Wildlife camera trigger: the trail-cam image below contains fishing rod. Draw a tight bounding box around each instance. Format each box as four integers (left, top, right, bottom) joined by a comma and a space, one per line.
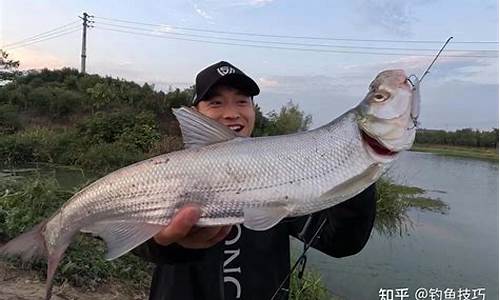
408, 36, 454, 86
270, 214, 328, 300
408, 36, 453, 88
270, 37, 454, 300
420, 36, 453, 82
407, 36, 453, 127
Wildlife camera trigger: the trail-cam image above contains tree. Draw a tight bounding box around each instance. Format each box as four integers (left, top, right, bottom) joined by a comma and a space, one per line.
252, 104, 270, 137
265, 100, 312, 136
0, 49, 20, 82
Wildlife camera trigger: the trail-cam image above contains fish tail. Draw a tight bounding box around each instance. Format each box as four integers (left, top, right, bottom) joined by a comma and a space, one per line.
0, 219, 69, 300
0, 220, 48, 261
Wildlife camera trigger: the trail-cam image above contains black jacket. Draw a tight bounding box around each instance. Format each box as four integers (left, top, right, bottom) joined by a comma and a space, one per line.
133, 184, 376, 300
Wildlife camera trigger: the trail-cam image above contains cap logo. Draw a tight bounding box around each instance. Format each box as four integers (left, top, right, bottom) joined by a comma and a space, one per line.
217, 65, 235, 76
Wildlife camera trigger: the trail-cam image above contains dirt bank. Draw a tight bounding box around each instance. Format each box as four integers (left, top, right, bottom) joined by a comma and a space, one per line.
0, 261, 147, 300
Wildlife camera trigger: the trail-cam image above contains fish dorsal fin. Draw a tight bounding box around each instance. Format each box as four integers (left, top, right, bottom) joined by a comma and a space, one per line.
81, 221, 164, 261
243, 206, 290, 231
172, 106, 237, 148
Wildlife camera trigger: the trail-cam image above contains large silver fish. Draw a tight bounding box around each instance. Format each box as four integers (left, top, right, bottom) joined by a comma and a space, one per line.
0, 69, 420, 300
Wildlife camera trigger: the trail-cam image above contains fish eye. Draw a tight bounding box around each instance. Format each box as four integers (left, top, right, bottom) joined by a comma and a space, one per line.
372, 91, 389, 102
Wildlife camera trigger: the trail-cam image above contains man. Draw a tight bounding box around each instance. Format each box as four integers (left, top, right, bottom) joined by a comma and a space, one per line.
133, 61, 376, 300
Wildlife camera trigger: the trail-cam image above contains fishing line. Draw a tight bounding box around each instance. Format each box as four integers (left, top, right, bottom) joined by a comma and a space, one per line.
270, 214, 328, 300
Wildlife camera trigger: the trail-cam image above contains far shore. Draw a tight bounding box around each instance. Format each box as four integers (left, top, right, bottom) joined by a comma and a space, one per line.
410, 144, 498, 162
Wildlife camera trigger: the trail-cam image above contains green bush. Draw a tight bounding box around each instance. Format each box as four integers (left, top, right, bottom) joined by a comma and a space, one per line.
77, 111, 160, 154
0, 176, 69, 238
78, 111, 133, 144
0, 104, 22, 134
0, 128, 83, 166
0, 176, 153, 291
0, 130, 46, 164
77, 142, 144, 173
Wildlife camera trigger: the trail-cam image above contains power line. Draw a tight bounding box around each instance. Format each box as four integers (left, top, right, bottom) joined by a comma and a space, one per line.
1, 21, 80, 48
4, 28, 81, 50
93, 21, 498, 53
93, 15, 499, 45
93, 26, 498, 58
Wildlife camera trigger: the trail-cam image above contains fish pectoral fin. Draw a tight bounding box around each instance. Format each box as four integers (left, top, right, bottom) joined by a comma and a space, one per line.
243, 206, 290, 231
319, 163, 383, 203
172, 106, 239, 148
81, 221, 164, 261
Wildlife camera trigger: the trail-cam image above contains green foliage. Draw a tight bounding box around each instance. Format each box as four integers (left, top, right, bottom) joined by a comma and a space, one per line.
374, 177, 448, 237
0, 68, 179, 120
289, 266, 332, 300
78, 111, 160, 153
254, 101, 312, 137
411, 144, 498, 161
78, 111, 134, 144
0, 176, 153, 290
0, 104, 22, 134
76, 142, 144, 173
0, 128, 80, 165
265, 101, 312, 136
416, 128, 499, 148
0, 49, 20, 82
252, 104, 270, 137
0, 176, 70, 238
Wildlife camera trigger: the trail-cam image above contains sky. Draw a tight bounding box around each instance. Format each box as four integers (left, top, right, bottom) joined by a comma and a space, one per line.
0, 0, 498, 130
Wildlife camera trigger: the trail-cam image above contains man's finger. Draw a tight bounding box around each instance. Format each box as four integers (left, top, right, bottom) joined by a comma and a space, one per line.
153, 206, 200, 246
207, 226, 232, 244
178, 226, 232, 249
183, 226, 222, 243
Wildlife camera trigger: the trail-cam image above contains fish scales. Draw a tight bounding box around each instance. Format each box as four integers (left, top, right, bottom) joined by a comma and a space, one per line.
55, 112, 364, 233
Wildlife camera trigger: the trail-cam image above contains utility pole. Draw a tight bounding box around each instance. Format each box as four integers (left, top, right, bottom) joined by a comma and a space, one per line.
79, 12, 93, 73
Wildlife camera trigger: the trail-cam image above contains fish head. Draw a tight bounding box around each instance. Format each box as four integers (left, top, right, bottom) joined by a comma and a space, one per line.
357, 69, 421, 160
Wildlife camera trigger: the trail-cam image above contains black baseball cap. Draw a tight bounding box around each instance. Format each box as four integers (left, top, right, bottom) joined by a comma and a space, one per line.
192, 61, 260, 105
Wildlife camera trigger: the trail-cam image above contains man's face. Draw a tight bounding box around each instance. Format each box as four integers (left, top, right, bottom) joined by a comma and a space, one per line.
195, 85, 255, 137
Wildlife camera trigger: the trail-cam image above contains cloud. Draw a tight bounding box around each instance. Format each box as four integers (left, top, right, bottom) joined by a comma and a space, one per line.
358, 1, 415, 35
237, 0, 274, 7
258, 77, 279, 88
9, 48, 69, 70
338, 53, 498, 86
353, 0, 426, 36
192, 2, 214, 21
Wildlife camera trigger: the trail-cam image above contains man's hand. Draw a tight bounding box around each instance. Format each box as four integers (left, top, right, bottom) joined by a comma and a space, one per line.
153, 205, 232, 249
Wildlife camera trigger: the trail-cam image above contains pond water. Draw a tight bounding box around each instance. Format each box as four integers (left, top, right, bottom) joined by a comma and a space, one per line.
292, 152, 499, 299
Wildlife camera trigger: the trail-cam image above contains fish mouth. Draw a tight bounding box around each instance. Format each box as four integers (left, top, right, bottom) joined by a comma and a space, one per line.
361, 130, 398, 156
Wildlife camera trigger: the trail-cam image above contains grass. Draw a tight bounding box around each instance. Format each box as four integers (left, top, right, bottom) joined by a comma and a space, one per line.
0, 175, 153, 294
375, 177, 449, 237
411, 144, 498, 162
289, 264, 333, 300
